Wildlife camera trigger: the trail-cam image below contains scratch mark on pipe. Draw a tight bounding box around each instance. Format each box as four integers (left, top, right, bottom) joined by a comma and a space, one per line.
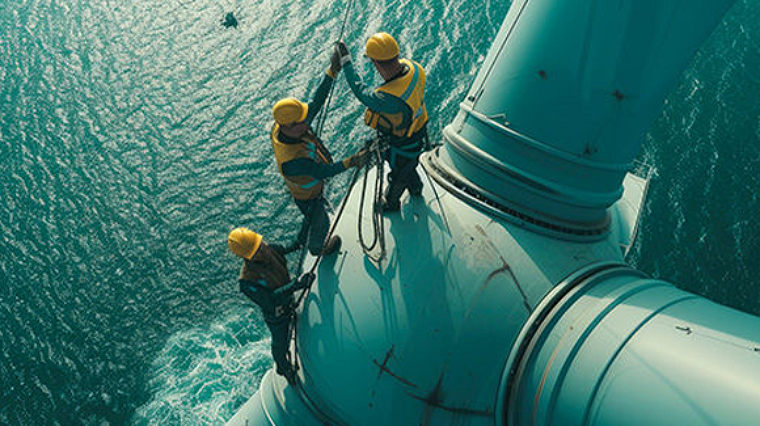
372, 346, 418, 388
410, 373, 492, 421
474, 224, 532, 311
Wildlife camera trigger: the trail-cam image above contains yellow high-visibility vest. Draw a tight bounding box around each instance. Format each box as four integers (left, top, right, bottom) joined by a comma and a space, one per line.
271, 124, 330, 200
364, 59, 428, 138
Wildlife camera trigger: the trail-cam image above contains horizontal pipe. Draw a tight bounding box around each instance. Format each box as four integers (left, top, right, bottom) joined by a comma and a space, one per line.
501, 264, 760, 425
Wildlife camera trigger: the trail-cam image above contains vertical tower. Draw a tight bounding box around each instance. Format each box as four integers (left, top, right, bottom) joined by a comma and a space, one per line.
434, 0, 736, 229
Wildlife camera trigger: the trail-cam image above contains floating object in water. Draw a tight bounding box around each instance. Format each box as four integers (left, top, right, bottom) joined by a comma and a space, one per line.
222, 12, 238, 28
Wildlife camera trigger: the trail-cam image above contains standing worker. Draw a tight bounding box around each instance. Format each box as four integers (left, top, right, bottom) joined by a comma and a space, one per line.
271, 56, 366, 255
333, 32, 428, 212
227, 227, 314, 385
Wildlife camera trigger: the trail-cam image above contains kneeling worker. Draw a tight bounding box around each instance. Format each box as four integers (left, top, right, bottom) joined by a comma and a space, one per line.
271, 56, 366, 255
227, 227, 314, 385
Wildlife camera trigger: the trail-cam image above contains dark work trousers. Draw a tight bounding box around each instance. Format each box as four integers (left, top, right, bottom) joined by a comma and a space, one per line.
385, 153, 423, 207
240, 280, 295, 374
384, 127, 426, 207
265, 313, 292, 374
295, 196, 330, 255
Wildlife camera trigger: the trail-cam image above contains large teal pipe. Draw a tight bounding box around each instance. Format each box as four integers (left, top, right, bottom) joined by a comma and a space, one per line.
498, 263, 760, 425
438, 0, 735, 227
226, 2, 753, 424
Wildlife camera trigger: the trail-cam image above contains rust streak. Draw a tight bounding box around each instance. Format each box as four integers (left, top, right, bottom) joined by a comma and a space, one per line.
486, 264, 511, 282
473, 225, 531, 312
675, 325, 693, 335
372, 346, 418, 388
501, 256, 531, 312
532, 325, 578, 426
409, 374, 492, 417
375, 346, 394, 380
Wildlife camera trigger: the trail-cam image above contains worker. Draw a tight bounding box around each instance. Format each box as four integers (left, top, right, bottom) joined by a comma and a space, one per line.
227, 227, 314, 385
271, 56, 367, 255
333, 32, 428, 211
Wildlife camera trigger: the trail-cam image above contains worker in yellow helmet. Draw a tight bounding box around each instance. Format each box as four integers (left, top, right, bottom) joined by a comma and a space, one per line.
332, 32, 428, 212
271, 56, 367, 255
227, 227, 315, 385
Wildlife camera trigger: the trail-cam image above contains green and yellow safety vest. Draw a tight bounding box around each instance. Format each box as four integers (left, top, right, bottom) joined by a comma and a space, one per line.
271, 124, 331, 200
364, 58, 428, 138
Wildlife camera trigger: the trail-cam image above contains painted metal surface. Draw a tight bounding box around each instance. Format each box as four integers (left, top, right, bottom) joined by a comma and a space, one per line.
227, 163, 644, 425
443, 0, 735, 225
293, 166, 620, 425
614, 168, 652, 256
503, 265, 760, 425
225, 1, 759, 425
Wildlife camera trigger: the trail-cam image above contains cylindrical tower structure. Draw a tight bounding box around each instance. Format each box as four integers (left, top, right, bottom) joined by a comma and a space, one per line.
499, 263, 760, 425
225, 1, 760, 425
435, 0, 736, 229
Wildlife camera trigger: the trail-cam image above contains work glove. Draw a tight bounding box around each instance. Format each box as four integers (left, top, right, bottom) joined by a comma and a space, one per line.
334, 41, 351, 66
295, 272, 316, 290
345, 149, 368, 168
329, 47, 343, 76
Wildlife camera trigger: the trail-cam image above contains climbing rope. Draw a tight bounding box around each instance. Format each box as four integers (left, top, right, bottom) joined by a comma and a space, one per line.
357, 137, 388, 262
288, 165, 361, 377
287, 136, 386, 380
312, 0, 356, 139
420, 136, 452, 235
286, 0, 356, 270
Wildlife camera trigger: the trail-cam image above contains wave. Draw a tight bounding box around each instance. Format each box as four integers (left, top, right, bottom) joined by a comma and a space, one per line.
132, 306, 271, 425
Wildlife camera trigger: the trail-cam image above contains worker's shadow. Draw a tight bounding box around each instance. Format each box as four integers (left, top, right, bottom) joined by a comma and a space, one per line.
375, 195, 456, 384
298, 251, 366, 386
297, 189, 457, 391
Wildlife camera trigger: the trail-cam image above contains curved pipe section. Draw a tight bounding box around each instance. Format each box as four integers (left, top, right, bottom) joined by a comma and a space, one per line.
226, 2, 752, 425
225, 370, 334, 425
440, 0, 736, 226
499, 264, 760, 425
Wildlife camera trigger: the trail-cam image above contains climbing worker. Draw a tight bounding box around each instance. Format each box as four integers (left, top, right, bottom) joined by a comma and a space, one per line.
333, 32, 428, 212
271, 55, 367, 255
227, 227, 314, 385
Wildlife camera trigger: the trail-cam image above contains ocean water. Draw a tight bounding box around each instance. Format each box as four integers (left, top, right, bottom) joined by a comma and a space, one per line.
0, 0, 758, 424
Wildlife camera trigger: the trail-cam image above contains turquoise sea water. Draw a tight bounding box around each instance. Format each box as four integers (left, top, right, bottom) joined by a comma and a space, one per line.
1, 0, 758, 424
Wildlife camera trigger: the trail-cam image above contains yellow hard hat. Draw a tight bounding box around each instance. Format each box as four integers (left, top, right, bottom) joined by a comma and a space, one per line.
227, 227, 263, 260
272, 98, 308, 126
365, 32, 400, 61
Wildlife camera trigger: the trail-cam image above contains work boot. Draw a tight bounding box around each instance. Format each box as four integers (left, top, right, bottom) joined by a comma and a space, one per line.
277, 363, 298, 386
322, 235, 341, 255
381, 196, 400, 212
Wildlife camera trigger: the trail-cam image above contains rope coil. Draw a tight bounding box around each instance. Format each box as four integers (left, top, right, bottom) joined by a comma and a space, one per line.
357, 138, 388, 263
